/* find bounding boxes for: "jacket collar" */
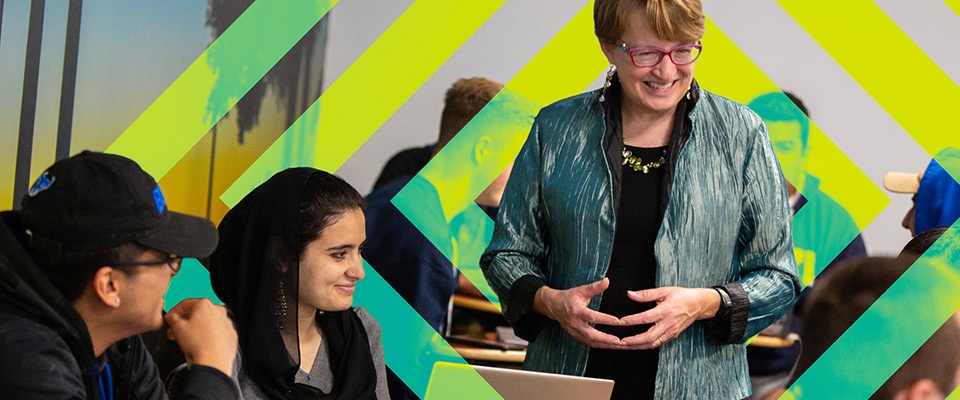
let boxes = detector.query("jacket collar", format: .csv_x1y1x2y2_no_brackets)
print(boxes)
597,75,700,217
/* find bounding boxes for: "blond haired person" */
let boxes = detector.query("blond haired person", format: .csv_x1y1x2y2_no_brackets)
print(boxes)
481,1,799,398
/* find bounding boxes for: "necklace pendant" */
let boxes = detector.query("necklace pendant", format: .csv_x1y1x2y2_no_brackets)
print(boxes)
623,146,666,173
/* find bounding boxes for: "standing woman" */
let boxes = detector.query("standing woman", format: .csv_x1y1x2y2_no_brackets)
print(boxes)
207,168,389,399
480,0,800,399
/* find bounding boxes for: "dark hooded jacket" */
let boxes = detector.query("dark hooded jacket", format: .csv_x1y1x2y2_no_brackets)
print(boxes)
0,211,240,400
206,168,388,399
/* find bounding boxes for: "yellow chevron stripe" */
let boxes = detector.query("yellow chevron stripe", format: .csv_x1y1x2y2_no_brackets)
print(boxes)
401,0,606,306
697,16,887,286
108,0,335,178
778,0,958,157
946,0,960,18
220,0,504,207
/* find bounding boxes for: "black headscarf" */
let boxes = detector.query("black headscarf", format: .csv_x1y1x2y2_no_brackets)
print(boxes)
206,168,377,399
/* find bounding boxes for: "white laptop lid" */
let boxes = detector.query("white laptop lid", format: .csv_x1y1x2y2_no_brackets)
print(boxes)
424,361,614,400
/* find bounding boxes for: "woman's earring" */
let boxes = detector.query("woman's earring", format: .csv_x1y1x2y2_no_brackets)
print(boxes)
115,297,121,305
599,64,616,103
274,280,288,330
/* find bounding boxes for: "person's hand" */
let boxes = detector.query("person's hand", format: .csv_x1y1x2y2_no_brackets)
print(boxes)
533,278,623,349
618,287,720,350
165,298,238,376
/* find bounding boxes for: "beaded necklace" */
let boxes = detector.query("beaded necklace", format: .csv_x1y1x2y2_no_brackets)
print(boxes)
622,143,667,173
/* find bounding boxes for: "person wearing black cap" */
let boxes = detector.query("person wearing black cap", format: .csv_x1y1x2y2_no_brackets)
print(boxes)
0,151,240,399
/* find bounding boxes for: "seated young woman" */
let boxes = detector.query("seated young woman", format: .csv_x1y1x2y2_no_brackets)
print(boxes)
206,168,389,399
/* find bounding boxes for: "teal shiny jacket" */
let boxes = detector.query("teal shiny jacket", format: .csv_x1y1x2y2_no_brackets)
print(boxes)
481,85,801,399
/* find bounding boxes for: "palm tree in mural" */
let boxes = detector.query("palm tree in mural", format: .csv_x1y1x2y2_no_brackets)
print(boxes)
204,0,326,145
202,0,327,217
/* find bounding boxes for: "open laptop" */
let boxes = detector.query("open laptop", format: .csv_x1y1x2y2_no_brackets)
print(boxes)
424,361,614,400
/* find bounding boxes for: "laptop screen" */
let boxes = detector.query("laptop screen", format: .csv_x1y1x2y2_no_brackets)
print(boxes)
425,361,614,400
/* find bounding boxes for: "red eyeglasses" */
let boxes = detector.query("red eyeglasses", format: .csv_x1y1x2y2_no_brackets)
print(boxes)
615,40,703,67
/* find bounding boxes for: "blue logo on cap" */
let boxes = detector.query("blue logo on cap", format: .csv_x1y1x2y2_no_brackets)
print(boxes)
28,172,55,197
152,185,166,214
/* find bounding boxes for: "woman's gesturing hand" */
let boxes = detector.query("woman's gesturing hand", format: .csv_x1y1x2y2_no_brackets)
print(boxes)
533,278,624,349
617,287,721,350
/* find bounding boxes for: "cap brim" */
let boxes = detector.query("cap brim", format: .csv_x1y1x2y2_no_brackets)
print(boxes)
883,172,921,194
136,211,219,259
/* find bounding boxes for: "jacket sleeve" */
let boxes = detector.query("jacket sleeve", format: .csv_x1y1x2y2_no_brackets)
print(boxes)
705,115,801,344
118,336,167,399
479,116,552,341
113,334,239,400
174,365,242,400
0,323,87,399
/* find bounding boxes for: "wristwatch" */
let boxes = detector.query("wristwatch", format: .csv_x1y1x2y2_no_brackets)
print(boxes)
713,286,732,317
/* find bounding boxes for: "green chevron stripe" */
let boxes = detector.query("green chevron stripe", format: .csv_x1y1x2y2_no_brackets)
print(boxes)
107,0,335,178
216,2,507,396
949,383,960,399
696,16,885,286
354,261,502,400
786,225,960,399
391,0,604,309
778,0,958,157
951,384,960,399
220,0,504,207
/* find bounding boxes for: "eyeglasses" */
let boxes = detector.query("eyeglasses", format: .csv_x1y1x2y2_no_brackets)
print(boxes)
615,40,702,67
114,256,182,276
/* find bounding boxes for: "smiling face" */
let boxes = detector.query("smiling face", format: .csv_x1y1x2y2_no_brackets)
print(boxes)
298,208,366,312
600,6,698,117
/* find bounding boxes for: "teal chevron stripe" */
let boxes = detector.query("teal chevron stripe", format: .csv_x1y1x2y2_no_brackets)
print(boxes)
354,261,502,399
786,224,960,399
392,0,604,310
696,16,884,287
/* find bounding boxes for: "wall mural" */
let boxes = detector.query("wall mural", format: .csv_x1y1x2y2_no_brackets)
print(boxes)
2,0,958,399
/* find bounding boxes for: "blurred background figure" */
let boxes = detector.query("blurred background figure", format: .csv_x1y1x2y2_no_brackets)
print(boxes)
745,91,866,400
364,77,530,400
788,256,960,400
900,227,949,260
885,147,960,236
371,144,435,192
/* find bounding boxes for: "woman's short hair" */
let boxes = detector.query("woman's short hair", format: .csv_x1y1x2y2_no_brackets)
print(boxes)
594,0,705,44
298,171,365,255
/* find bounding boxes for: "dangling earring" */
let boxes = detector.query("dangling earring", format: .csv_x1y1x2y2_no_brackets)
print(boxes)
274,280,288,330
599,64,616,103
685,84,693,100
